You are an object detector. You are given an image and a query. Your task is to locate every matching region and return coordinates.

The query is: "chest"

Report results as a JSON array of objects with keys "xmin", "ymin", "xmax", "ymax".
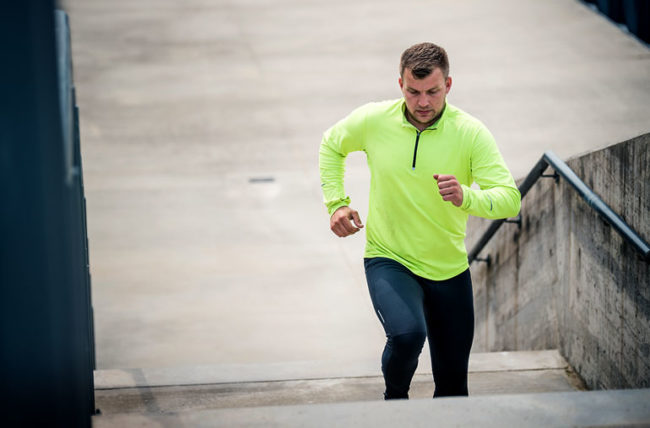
[{"xmin": 366, "ymin": 126, "xmax": 471, "ymax": 185}]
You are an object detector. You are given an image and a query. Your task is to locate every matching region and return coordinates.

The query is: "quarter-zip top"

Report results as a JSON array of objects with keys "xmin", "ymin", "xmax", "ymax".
[{"xmin": 319, "ymin": 98, "xmax": 521, "ymax": 280}]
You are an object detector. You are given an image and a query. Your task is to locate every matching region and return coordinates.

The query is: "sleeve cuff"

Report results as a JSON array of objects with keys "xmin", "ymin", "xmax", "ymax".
[
  {"xmin": 460, "ymin": 184, "xmax": 472, "ymax": 211},
  {"xmin": 327, "ymin": 197, "xmax": 351, "ymax": 216}
]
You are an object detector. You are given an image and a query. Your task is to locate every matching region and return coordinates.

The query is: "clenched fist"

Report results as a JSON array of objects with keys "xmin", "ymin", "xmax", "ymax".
[
  {"xmin": 330, "ymin": 206, "xmax": 364, "ymax": 237},
  {"xmin": 434, "ymin": 174, "xmax": 463, "ymax": 207}
]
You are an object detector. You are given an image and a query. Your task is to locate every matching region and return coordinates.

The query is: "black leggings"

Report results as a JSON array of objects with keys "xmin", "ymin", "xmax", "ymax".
[{"xmin": 364, "ymin": 257, "xmax": 474, "ymax": 399}]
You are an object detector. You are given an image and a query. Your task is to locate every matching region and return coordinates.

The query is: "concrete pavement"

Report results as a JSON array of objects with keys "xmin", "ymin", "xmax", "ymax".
[
  {"xmin": 92, "ymin": 350, "xmax": 583, "ymax": 414},
  {"xmin": 93, "ymin": 388, "xmax": 650, "ymax": 427},
  {"xmin": 61, "ymin": 0, "xmax": 650, "ymax": 370},
  {"xmin": 93, "ymin": 350, "xmax": 571, "ymax": 389}
]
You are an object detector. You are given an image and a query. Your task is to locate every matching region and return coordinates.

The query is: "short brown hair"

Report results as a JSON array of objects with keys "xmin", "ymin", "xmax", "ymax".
[{"xmin": 400, "ymin": 42, "xmax": 449, "ymax": 79}]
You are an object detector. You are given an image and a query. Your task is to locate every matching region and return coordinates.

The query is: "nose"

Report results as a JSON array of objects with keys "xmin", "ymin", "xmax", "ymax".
[{"xmin": 417, "ymin": 95, "xmax": 429, "ymax": 108}]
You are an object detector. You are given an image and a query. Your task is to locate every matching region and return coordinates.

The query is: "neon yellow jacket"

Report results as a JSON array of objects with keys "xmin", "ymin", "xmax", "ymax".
[{"xmin": 319, "ymin": 99, "xmax": 521, "ymax": 280}]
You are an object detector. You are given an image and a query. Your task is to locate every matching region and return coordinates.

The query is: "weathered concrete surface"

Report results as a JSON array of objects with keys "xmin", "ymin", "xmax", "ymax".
[
  {"xmin": 61, "ymin": 0, "xmax": 650, "ymax": 370},
  {"xmin": 94, "ymin": 370, "xmax": 579, "ymax": 414},
  {"xmin": 468, "ymin": 134, "xmax": 650, "ymax": 389},
  {"xmin": 93, "ymin": 350, "xmax": 581, "ymax": 414},
  {"xmin": 92, "ymin": 389, "xmax": 650, "ymax": 428},
  {"xmin": 93, "ymin": 349, "xmax": 567, "ymax": 389}
]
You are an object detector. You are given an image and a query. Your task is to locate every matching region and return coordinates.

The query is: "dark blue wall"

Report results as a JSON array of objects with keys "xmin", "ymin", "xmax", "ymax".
[
  {"xmin": 583, "ymin": 0, "xmax": 650, "ymax": 44},
  {"xmin": 0, "ymin": 1, "xmax": 95, "ymax": 426}
]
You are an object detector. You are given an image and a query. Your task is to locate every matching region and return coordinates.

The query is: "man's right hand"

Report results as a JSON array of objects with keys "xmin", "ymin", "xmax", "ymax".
[{"xmin": 330, "ymin": 206, "xmax": 364, "ymax": 237}]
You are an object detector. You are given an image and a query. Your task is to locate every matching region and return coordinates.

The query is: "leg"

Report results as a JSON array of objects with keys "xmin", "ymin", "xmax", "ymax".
[
  {"xmin": 364, "ymin": 257, "xmax": 427, "ymax": 400},
  {"xmin": 422, "ymin": 269, "xmax": 474, "ymax": 397}
]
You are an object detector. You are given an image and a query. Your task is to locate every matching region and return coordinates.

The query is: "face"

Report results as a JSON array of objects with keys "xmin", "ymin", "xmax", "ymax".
[{"xmin": 399, "ymin": 67, "xmax": 452, "ymax": 129}]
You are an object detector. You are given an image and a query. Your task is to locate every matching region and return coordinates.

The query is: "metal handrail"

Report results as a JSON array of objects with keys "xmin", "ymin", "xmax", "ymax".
[{"xmin": 468, "ymin": 150, "xmax": 650, "ymax": 264}]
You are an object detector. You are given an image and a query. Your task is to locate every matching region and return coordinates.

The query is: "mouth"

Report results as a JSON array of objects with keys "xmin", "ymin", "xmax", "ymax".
[{"xmin": 416, "ymin": 110, "xmax": 432, "ymax": 116}]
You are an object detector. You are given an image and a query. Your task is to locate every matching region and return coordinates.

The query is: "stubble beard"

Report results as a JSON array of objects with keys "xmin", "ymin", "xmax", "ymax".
[{"xmin": 408, "ymin": 108, "xmax": 437, "ymax": 128}]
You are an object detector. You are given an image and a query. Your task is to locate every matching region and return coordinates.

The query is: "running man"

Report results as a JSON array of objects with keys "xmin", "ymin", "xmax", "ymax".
[{"xmin": 319, "ymin": 42, "xmax": 521, "ymax": 399}]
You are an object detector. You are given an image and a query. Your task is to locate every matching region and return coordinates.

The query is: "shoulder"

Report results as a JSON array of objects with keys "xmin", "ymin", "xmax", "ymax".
[
  {"xmin": 444, "ymin": 103, "xmax": 495, "ymax": 144},
  {"xmin": 332, "ymin": 98, "xmax": 402, "ymax": 129},
  {"xmin": 442, "ymin": 105, "xmax": 499, "ymax": 164},
  {"xmin": 444, "ymin": 104, "xmax": 489, "ymax": 133},
  {"xmin": 361, "ymin": 98, "xmax": 404, "ymax": 125}
]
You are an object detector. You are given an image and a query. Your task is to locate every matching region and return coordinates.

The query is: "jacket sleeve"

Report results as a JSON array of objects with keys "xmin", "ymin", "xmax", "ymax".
[
  {"xmin": 459, "ymin": 126, "xmax": 521, "ymax": 219},
  {"xmin": 319, "ymin": 105, "xmax": 368, "ymax": 216}
]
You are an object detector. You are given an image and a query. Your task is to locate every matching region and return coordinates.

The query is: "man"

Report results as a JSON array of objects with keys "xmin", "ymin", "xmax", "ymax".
[{"xmin": 319, "ymin": 42, "xmax": 521, "ymax": 399}]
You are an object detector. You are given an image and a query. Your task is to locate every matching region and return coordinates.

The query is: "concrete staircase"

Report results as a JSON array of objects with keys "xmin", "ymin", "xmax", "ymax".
[{"xmin": 90, "ymin": 350, "xmax": 650, "ymax": 427}]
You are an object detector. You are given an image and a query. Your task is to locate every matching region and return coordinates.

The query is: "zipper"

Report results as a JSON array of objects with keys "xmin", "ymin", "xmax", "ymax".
[
  {"xmin": 411, "ymin": 127, "xmax": 439, "ymax": 169},
  {"xmin": 412, "ymin": 130, "xmax": 422, "ymax": 170},
  {"xmin": 410, "ymin": 106, "xmax": 445, "ymax": 169}
]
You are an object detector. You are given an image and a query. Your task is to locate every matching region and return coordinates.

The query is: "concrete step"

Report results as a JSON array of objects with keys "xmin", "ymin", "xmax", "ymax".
[
  {"xmin": 92, "ymin": 388, "xmax": 650, "ymax": 428},
  {"xmin": 94, "ymin": 350, "xmax": 585, "ymax": 415}
]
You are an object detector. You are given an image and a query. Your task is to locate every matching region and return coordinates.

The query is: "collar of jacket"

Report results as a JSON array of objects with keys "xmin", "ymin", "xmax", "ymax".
[{"xmin": 399, "ymin": 98, "xmax": 447, "ymax": 131}]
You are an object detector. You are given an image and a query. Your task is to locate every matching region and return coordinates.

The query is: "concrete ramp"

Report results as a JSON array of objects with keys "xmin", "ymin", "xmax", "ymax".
[{"xmin": 63, "ymin": 0, "xmax": 650, "ymax": 373}]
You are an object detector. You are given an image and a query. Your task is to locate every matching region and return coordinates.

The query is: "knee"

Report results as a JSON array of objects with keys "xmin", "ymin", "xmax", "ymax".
[{"xmin": 389, "ymin": 331, "xmax": 426, "ymax": 357}]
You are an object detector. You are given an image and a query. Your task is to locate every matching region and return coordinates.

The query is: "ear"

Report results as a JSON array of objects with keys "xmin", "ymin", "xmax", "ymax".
[
  {"xmin": 398, "ymin": 76, "xmax": 403, "ymax": 89},
  {"xmin": 445, "ymin": 76, "xmax": 452, "ymax": 93}
]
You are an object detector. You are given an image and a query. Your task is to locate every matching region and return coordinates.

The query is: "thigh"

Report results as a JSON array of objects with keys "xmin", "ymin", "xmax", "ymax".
[
  {"xmin": 422, "ymin": 270, "xmax": 475, "ymax": 361},
  {"xmin": 364, "ymin": 257, "xmax": 427, "ymax": 336}
]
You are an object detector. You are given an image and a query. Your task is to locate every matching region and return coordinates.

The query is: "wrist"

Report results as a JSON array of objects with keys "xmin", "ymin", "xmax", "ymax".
[{"xmin": 329, "ymin": 202, "xmax": 350, "ymax": 217}]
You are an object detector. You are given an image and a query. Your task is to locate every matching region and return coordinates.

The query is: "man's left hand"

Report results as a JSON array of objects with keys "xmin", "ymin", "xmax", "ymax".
[{"xmin": 434, "ymin": 174, "xmax": 463, "ymax": 207}]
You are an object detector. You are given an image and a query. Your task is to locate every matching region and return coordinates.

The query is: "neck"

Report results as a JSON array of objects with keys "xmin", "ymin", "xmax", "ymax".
[{"xmin": 405, "ymin": 103, "xmax": 446, "ymax": 131}]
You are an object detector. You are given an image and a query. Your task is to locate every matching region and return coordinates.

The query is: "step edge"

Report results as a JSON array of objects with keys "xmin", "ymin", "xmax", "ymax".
[{"xmin": 95, "ymin": 349, "xmax": 567, "ymax": 390}]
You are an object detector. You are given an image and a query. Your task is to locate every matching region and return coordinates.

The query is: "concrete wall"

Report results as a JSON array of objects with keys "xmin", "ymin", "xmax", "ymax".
[{"xmin": 467, "ymin": 133, "xmax": 650, "ymax": 390}]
